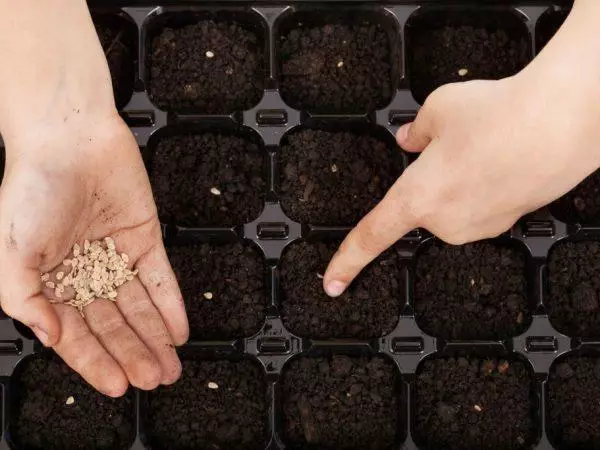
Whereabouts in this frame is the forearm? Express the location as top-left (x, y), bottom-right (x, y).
top-left (0, 0), bottom-right (115, 145)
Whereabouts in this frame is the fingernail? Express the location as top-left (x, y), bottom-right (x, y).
top-left (32, 326), bottom-right (50, 346)
top-left (396, 123), bottom-right (411, 144)
top-left (325, 280), bottom-right (347, 297)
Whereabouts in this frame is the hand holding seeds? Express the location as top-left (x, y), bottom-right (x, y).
top-left (324, 0), bottom-right (600, 296)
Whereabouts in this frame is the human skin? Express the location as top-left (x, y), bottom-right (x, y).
top-left (324, 0), bottom-right (600, 297)
top-left (0, 0), bottom-right (188, 396)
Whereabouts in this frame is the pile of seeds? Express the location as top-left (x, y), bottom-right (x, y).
top-left (41, 238), bottom-right (138, 315)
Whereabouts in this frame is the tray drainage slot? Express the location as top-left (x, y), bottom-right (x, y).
top-left (258, 337), bottom-right (290, 354)
top-left (522, 220), bottom-right (554, 237)
top-left (121, 111), bottom-right (155, 127)
top-left (0, 340), bottom-right (22, 355)
top-left (392, 337), bottom-right (424, 353)
top-left (526, 336), bottom-right (558, 352)
top-left (389, 110), bottom-right (415, 126)
top-left (256, 110), bottom-right (287, 126)
top-left (257, 222), bottom-right (289, 239)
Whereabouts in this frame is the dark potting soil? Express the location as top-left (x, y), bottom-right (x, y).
top-left (407, 23), bottom-right (530, 104)
top-left (167, 242), bottom-right (266, 339)
top-left (548, 356), bottom-right (600, 449)
top-left (11, 355), bottom-right (135, 450)
top-left (550, 170), bottom-right (600, 224)
top-left (279, 129), bottom-right (402, 225)
top-left (279, 23), bottom-right (394, 113)
top-left (95, 18), bottom-right (135, 109)
top-left (536, 10), bottom-right (569, 51)
top-left (548, 241), bottom-right (600, 337)
top-left (414, 241), bottom-right (530, 340)
top-left (150, 131), bottom-right (266, 227)
top-left (147, 359), bottom-right (268, 450)
top-left (413, 357), bottom-right (535, 450)
top-left (279, 240), bottom-right (402, 339)
top-left (148, 20), bottom-right (264, 113)
top-left (282, 355), bottom-right (402, 450)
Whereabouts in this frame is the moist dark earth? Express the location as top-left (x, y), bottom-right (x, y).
top-left (150, 131), bottom-right (265, 227)
top-left (279, 23), bottom-right (394, 113)
top-left (283, 355), bottom-right (402, 450)
top-left (279, 241), bottom-right (402, 339)
top-left (550, 170), bottom-right (600, 224)
top-left (147, 359), bottom-right (268, 450)
top-left (148, 20), bottom-right (264, 113)
top-left (167, 242), bottom-right (266, 339)
top-left (407, 22), bottom-right (530, 104)
top-left (11, 355), bottom-right (134, 450)
top-left (94, 18), bottom-right (135, 109)
top-left (414, 357), bottom-right (535, 450)
top-left (548, 241), bottom-right (600, 336)
top-left (536, 10), bottom-right (569, 51)
top-left (414, 241), bottom-right (530, 340)
top-left (279, 129), bottom-right (402, 225)
top-left (548, 356), bottom-right (600, 449)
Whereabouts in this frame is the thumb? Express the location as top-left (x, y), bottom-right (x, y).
top-left (0, 265), bottom-right (61, 346)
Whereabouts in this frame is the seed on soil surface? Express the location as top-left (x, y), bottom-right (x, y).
top-left (458, 68), bottom-right (469, 77)
top-left (330, 164), bottom-right (338, 173)
top-left (205, 50), bottom-right (215, 58)
top-left (316, 273), bottom-right (324, 279)
top-left (473, 404), bottom-right (483, 412)
top-left (207, 382), bottom-right (219, 390)
top-left (210, 187), bottom-right (221, 196)
top-left (336, 60), bottom-right (344, 68)
top-left (65, 396), bottom-right (75, 405)
top-left (203, 292), bottom-right (213, 300)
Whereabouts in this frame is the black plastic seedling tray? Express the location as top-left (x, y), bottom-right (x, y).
top-left (5, 1), bottom-right (600, 450)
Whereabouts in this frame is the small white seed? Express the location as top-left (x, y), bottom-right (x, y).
top-left (203, 292), bottom-right (213, 300)
top-left (41, 273), bottom-right (50, 282)
top-left (210, 187), bottom-right (221, 196)
top-left (458, 68), bottom-right (469, 77)
top-left (473, 404), bottom-right (483, 412)
top-left (56, 271), bottom-right (64, 281)
top-left (206, 50), bottom-right (215, 58)
top-left (208, 382), bottom-right (219, 389)
top-left (65, 396), bottom-right (75, 405)
top-left (316, 273), bottom-right (324, 279)
top-left (336, 60), bottom-right (344, 68)
top-left (45, 281), bottom-right (55, 289)
top-left (331, 164), bottom-right (338, 173)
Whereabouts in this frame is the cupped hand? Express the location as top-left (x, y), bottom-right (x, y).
top-left (323, 1), bottom-right (600, 296)
top-left (0, 115), bottom-right (189, 396)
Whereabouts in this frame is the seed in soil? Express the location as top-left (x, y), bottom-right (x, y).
top-left (150, 130), bottom-right (265, 227)
top-left (10, 354), bottom-right (134, 450)
top-left (279, 18), bottom-right (395, 113)
top-left (279, 240), bottom-right (402, 339)
top-left (279, 128), bottom-right (402, 225)
top-left (414, 240), bottom-right (530, 340)
top-left (549, 169), bottom-right (600, 224)
top-left (406, 10), bottom-right (530, 104)
top-left (167, 242), bottom-right (266, 340)
top-left (207, 381), bottom-right (219, 390)
top-left (548, 241), bottom-right (600, 336)
top-left (41, 238), bottom-right (137, 315)
top-left (147, 359), bottom-right (267, 450)
top-left (458, 68), bottom-right (469, 77)
top-left (93, 14), bottom-right (136, 110)
top-left (282, 355), bottom-right (403, 449)
top-left (548, 355), bottom-right (600, 448)
top-left (536, 9), bottom-right (570, 52)
top-left (148, 17), bottom-right (265, 114)
top-left (413, 357), bottom-right (535, 450)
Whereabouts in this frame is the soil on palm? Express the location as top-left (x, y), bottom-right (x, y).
top-left (407, 21), bottom-right (530, 104)
top-left (150, 131), bottom-right (265, 227)
top-left (167, 242), bottom-right (266, 339)
top-left (147, 359), bottom-right (268, 450)
top-left (536, 10), bottom-right (569, 51)
top-left (282, 355), bottom-right (402, 450)
top-left (11, 355), bottom-right (135, 450)
top-left (95, 17), bottom-right (135, 109)
top-left (280, 240), bottom-right (402, 339)
top-left (148, 20), bottom-right (264, 113)
top-left (414, 241), bottom-right (530, 340)
top-left (548, 241), bottom-right (600, 337)
top-left (279, 129), bottom-right (402, 225)
top-left (414, 357), bottom-right (535, 450)
top-left (550, 170), bottom-right (600, 224)
top-left (548, 356), bottom-right (600, 449)
top-left (279, 23), bottom-right (394, 113)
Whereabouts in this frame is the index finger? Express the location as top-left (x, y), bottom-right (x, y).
top-left (323, 179), bottom-right (418, 297)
